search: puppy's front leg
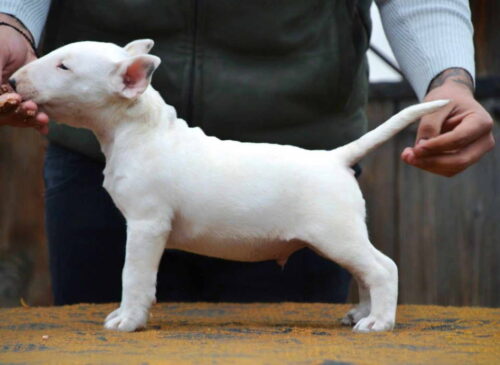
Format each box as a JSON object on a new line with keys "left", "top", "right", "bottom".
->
{"left": 105, "top": 220, "right": 169, "bottom": 332}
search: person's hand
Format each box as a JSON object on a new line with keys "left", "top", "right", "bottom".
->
{"left": 401, "top": 68, "right": 495, "bottom": 177}
{"left": 0, "top": 13, "right": 49, "bottom": 134}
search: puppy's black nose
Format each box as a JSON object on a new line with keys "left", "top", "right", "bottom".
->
{"left": 8, "top": 78, "right": 16, "bottom": 91}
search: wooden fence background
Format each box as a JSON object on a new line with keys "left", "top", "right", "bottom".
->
{"left": 0, "top": 96, "right": 498, "bottom": 308}
{"left": 358, "top": 93, "right": 499, "bottom": 307}
{"left": 0, "top": 127, "right": 49, "bottom": 306}
{"left": 0, "top": 0, "right": 498, "bottom": 308}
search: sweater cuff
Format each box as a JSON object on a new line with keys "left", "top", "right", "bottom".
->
{"left": 0, "top": 0, "right": 51, "bottom": 45}
{"left": 411, "top": 48, "right": 475, "bottom": 100}
{"left": 378, "top": 0, "right": 476, "bottom": 100}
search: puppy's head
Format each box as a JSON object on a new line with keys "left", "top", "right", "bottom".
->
{"left": 10, "top": 39, "right": 160, "bottom": 128}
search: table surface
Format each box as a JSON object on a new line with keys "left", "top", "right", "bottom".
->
{"left": 1, "top": 302, "right": 499, "bottom": 365}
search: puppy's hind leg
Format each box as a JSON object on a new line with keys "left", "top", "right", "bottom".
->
{"left": 351, "top": 246, "right": 398, "bottom": 333}
{"left": 341, "top": 247, "right": 398, "bottom": 326}
{"left": 105, "top": 220, "right": 169, "bottom": 332}
{"left": 341, "top": 276, "right": 371, "bottom": 326}
{"left": 306, "top": 218, "right": 398, "bottom": 332}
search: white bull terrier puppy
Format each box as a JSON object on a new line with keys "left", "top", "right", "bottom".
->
{"left": 11, "top": 39, "right": 448, "bottom": 333}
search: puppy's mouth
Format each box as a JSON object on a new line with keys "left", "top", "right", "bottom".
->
{"left": 14, "top": 86, "right": 55, "bottom": 117}
{"left": 7, "top": 76, "right": 38, "bottom": 100}
{"left": 0, "top": 83, "right": 41, "bottom": 108}
{"left": 16, "top": 87, "right": 43, "bottom": 106}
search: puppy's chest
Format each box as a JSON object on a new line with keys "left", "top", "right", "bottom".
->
{"left": 102, "top": 171, "right": 130, "bottom": 203}
{"left": 103, "top": 150, "right": 164, "bottom": 190}
{"left": 102, "top": 166, "right": 160, "bottom": 212}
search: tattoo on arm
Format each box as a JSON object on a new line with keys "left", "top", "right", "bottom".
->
{"left": 428, "top": 68, "right": 474, "bottom": 94}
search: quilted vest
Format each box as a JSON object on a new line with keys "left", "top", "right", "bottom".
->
{"left": 43, "top": 0, "right": 372, "bottom": 160}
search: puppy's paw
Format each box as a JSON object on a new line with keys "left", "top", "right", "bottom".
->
{"left": 341, "top": 305, "right": 370, "bottom": 326}
{"left": 104, "top": 307, "right": 148, "bottom": 332}
{"left": 352, "top": 315, "right": 394, "bottom": 333}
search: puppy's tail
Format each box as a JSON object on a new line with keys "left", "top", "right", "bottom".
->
{"left": 333, "top": 99, "right": 450, "bottom": 166}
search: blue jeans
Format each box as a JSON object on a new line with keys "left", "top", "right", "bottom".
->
{"left": 44, "top": 143, "right": 352, "bottom": 305}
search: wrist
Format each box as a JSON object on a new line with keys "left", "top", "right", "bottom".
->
{"left": 0, "top": 13, "right": 34, "bottom": 43}
{"left": 427, "top": 68, "right": 474, "bottom": 96}
{"left": 0, "top": 13, "right": 38, "bottom": 58}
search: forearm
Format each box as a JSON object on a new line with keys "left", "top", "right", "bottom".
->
{"left": 427, "top": 67, "right": 474, "bottom": 95}
{"left": 376, "top": 0, "right": 475, "bottom": 100}
{"left": 0, "top": 0, "right": 51, "bottom": 45}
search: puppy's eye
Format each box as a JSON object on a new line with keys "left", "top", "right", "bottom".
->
{"left": 57, "top": 63, "right": 70, "bottom": 71}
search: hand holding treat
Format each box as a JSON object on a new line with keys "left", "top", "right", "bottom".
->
{"left": 0, "top": 83, "right": 49, "bottom": 134}
{"left": 0, "top": 83, "right": 19, "bottom": 113}
{"left": 0, "top": 13, "right": 48, "bottom": 134}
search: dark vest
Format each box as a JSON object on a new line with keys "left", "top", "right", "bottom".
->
{"left": 43, "top": 0, "right": 372, "bottom": 161}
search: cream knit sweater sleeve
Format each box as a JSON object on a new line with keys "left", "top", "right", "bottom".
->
{"left": 0, "top": 0, "right": 51, "bottom": 45}
{"left": 1, "top": 0, "right": 475, "bottom": 101}
{"left": 376, "top": 0, "right": 475, "bottom": 100}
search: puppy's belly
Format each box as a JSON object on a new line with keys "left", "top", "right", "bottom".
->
{"left": 167, "top": 232, "right": 306, "bottom": 264}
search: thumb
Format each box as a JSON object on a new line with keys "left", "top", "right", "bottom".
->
{"left": 414, "top": 103, "right": 451, "bottom": 146}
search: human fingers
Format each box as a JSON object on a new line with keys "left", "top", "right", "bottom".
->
{"left": 402, "top": 132, "right": 495, "bottom": 177}
{"left": 0, "top": 95, "right": 48, "bottom": 133}
{"left": 34, "top": 111, "right": 49, "bottom": 135}
{"left": 17, "top": 101, "right": 49, "bottom": 134}
{"left": 0, "top": 92, "right": 21, "bottom": 115}
{"left": 414, "top": 102, "right": 454, "bottom": 144}
{"left": 413, "top": 112, "right": 493, "bottom": 157}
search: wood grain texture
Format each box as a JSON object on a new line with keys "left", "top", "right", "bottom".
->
{"left": 472, "top": 0, "right": 500, "bottom": 76}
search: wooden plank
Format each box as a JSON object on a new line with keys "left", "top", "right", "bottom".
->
{"left": 472, "top": 0, "right": 500, "bottom": 76}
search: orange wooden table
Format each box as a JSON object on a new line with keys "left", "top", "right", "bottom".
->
{"left": 1, "top": 302, "right": 498, "bottom": 364}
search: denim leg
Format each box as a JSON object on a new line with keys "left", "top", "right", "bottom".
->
{"left": 197, "top": 248, "right": 351, "bottom": 303}
{"left": 44, "top": 143, "right": 127, "bottom": 305}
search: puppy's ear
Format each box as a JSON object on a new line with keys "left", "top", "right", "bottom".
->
{"left": 124, "top": 39, "right": 154, "bottom": 56}
{"left": 114, "top": 55, "right": 161, "bottom": 99}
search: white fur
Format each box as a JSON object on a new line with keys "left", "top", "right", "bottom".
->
{"left": 12, "top": 40, "right": 449, "bottom": 333}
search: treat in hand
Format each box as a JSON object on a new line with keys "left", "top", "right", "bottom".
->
{"left": 0, "top": 83, "right": 48, "bottom": 133}
{"left": 0, "top": 83, "right": 21, "bottom": 114}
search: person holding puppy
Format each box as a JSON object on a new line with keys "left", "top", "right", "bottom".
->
{"left": 0, "top": 0, "right": 494, "bottom": 305}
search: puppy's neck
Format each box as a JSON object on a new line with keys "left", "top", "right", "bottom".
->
{"left": 93, "top": 87, "right": 177, "bottom": 159}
